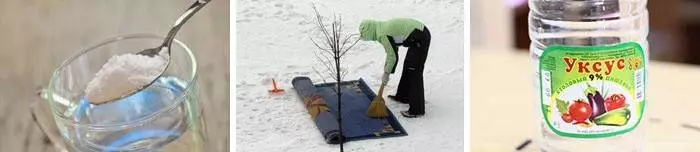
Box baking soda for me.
[85,53,168,104]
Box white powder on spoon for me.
[85,53,168,104]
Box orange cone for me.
[269,78,285,94]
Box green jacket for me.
[359,18,425,74]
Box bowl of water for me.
[30,33,207,152]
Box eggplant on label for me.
[585,83,606,122]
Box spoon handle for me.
[162,0,211,47]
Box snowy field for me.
[236,0,464,151]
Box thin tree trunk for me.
[309,4,359,151]
[335,56,343,151]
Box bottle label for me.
[539,42,646,138]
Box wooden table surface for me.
[0,1,229,151]
[472,51,700,151]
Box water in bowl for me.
[54,76,199,152]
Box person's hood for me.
[359,19,380,41]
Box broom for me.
[367,84,388,118]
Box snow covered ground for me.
[236,0,464,151]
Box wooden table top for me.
[0,1,229,151]
[472,50,700,151]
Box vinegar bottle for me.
[529,0,648,151]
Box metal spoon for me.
[138,0,210,57]
[90,0,211,105]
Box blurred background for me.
[472,0,700,63]
[0,0,229,151]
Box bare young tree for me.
[309,4,359,152]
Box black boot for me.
[401,111,424,118]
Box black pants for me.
[394,27,431,115]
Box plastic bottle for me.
[529,0,648,151]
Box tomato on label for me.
[569,100,592,122]
[605,94,626,111]
[561,114,573,123]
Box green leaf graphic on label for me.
[555,98,569,115]
[538,42,646,139]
